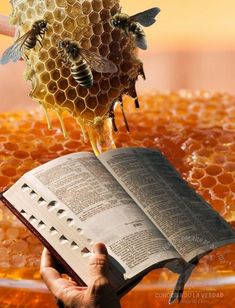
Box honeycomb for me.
[0,91,235,308]
[8,0,144,152]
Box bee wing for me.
[129,7,161,27]
[136,36,147,50]
[79,49,118,74]
[0,31,31,65]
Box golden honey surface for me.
[0,91,235,307]
[9,0,143,142]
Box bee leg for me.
[37,39,43,51]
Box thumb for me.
[0,15,15,37]
[89,243,109,279]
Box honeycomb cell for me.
[89,83,100,95]
[51,33,61,46]
[90,35,101,47]
[112,29,122,41]
[67,3,82,18]
[41,38,51,50]
[83,26,93,38]
[1,166,17,177]
[55,91,66,102]
[53,22,63,34]
[93,71,102,82]
[40,72,50,84]
[26,8,35,19]
[75,15,88,27]
[89,12,100,23]
[92,23,103,35]
[74,98,86,111]
[81,108,95,119]
[86,97,98,110]
[38,51,48,62]
[66,88,77,100]
[103,0,114,9]
[97,93,108,105]
[120,61,132,73]
[110,5,119,17]
[58,78,69,91]
[3,142,19,151]
[13,151,29,159]
[108,53,121,65]
[92,0,103,12]
[100,79,110,91]
[61,30,72,40]
[48,48,58,59]
[45,59,56,71]
[103,21,113,33]
[100,9,110,20]
[110,76,120,88]
[63,17,76,31]
[68,75,78,87]
[213,184,230,198]
[109,87,120,98]
[101,32,111,44]
[76,87,88,98]
[50,70,60,81]
[56,0,66,7]
[61,68,70,78]
[45,94,55,106]
[61,100,75,112]
[35,3,44,15]
[47,81,57,93]
[54,8,66,21]
[45,0,55,10]
[67,0,76,4]
[79,38,91,50]
[99,44,109,57]
[82,1,92,14]
[201,176,217,189]
[218,173,233,185]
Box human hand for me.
[0,15,15,37]
[40,243,121,308]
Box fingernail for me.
[93,243,107,255]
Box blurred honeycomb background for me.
[0,91,235,307]
[6,0,143,144]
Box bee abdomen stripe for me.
[73,73,92,82]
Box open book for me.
[1,147,235,303]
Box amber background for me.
[1,0,235,109]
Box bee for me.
[58,40,118,88]
[111,7,161,50]
[0,20,48,65]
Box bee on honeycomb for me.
[7,0,145,153]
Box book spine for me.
[0,193,86,287]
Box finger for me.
[41,248,58,268]
[89,243,109,279]
[40,248,61,288]
[0,15,15,37]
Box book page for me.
[5,152,180,279]
[99,147,235,262]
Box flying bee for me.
[111,7,160,50]
[58,40,118,88]
[0,20,48,65]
